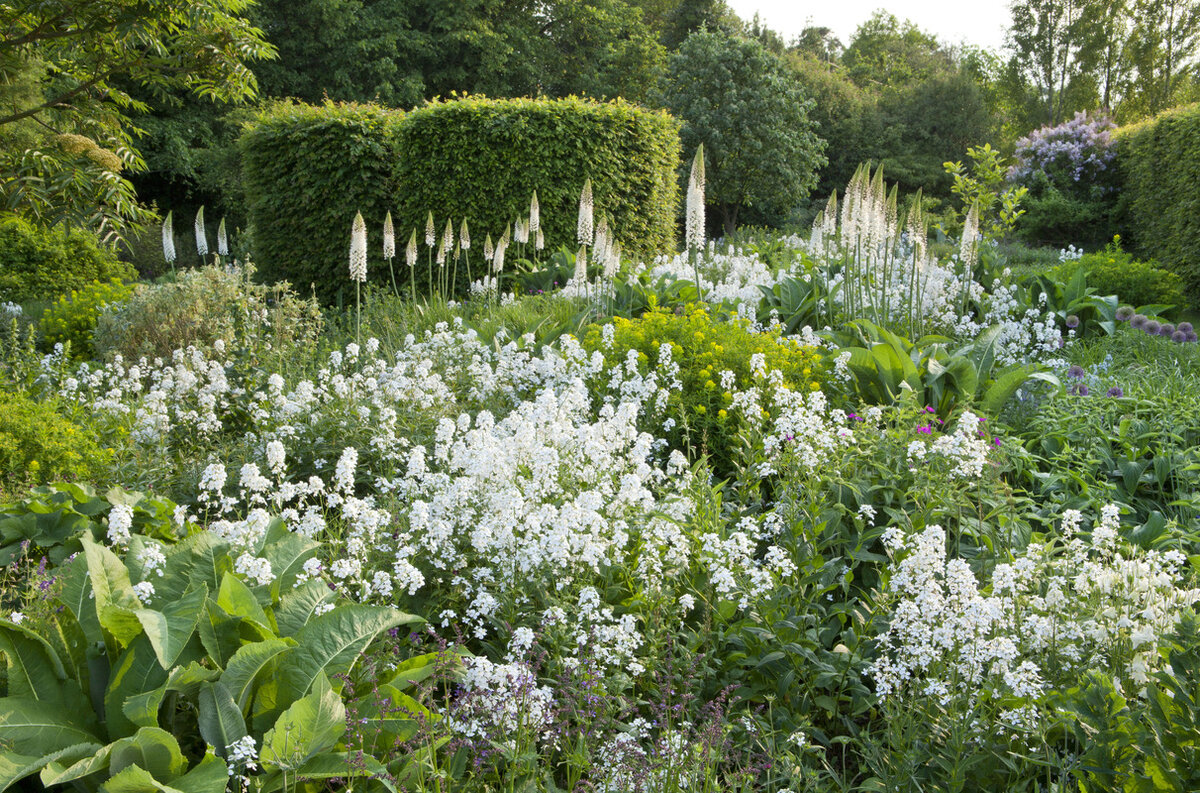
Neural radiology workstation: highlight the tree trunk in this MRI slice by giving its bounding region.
[721,204,738,236]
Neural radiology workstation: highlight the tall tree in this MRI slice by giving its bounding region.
[0,0,274,239]
[661,30,826,232]
[1008,0,1096,124]
[1126,0,1200,113]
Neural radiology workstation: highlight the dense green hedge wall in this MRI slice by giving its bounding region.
[239,97,681,302]
[0,217,134,302]
[1117,103,1200,300]
[392,96,681,264]
[240,101,405,304]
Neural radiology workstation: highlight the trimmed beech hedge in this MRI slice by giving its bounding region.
[392,96,680,263]
[240,101,405,304]
[1117,103,1200,300]
[240,97,680,301]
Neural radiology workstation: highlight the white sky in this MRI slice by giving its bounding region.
[725,1,1012,53]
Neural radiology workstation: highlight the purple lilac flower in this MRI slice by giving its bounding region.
[1009,111,1117,190]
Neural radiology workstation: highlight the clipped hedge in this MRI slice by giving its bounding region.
[239,97,681,302]
[240,100,405,303]
[393,96,680,264]
[0,217,134,302]
[1117,103,1200,300]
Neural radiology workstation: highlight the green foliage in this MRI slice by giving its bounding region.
[943,143,1027,240]
[0,217,134,302]
[0,522,429,791]
[1117,102,1200,301]
[1016,178,1117,249]
[240,100,406,304]
[581,304,826,474]
[93,263,324,363]
[1055,238,1186,310]
[661,30,826,232]
[0,0,274,242]
[826,320,1058,415]
[39,278,136,359]
[394,96,680,269]
[0,394,111,492]
[0,484,176,572]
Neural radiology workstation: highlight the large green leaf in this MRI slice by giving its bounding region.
[276,605,420,704]
[260,520,319,598]
[101,763,185,793]
[171,752,228,793]
[109,727,187,782]
[221,638,291,710]
[0,695,99,755]
[196,681,247,753]
[256,754,395,793]
[196,600,241,669]
[260,671,346,770]
[0,742,99,792]
[81,534,137,614]
[58,553,103,645]
[122,663,219,729]
[134,584,208,670]
[156,532,229,604]
[39,744,113,787]
[104,635,168,740]
[274,579,334,638]
[353,683,429,749]
[216,572,271,632]
[0,619,67,701]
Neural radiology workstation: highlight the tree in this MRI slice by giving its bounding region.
[0,0,274,239]
[661,30,826,233]
[1008,0,1095,124]
[1125,0,1200,114]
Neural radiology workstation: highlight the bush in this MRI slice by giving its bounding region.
[1054,238,1185,310]
[581,304,826,475]
[39,278,136,358]
[240,100,405,304]
[93,262,324,362]
[1010,113,1119,249]
[1117,102,1200,301]
[0,392,112,490]
[0,217,135,302]
[394,96,680,265]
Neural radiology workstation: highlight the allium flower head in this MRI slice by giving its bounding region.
[349,212,368,283]
[406,229,418,267]
[425,211,435,247]
[1172,330,1187,343]
[1145,320,1161,335]
[1107,386,1124,397]
[1069,383,1090,396]
[194,206,208,257]
[217,217,229,256]
[460,218,470,250]
[1067,364,1085,379]
[1187,331,1198,342]
[162,211,176,263]
[1066,314,1080,329]
[577,178,594,245]
[383,211,395,259]
[1160,323,1176,337]
[529,191,540,235]
[1178,321,1194,334]
[1116,305,1135,321]
[1131,314,1147,329]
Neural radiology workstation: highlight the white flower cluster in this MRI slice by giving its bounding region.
[448,656,555,742]
[870,507,1200,714]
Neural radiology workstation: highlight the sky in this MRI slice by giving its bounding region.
[725,0,1012,53]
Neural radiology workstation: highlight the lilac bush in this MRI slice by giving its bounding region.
[1009,111,1117,195]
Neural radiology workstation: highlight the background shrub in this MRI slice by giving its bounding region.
[1117,102,1200,302]
[0,392,111,490]
[39,278,136,358]
[392,96,680,266]
[1010,112,1118,249]
[240,100,405,304]
[93,263,324,362]
[0,217,135,302]
[1054,239,1186,309]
